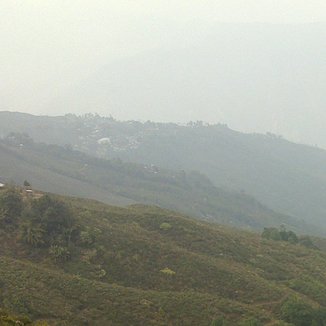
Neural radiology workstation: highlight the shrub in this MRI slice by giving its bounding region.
[0,188,23,224]
[20,223,45,247]
[49,245,71,262]
[287,231,298,244]
[31,195,74,236]
[160,267,176,276]
[159,222,172,231]
[280,298,314,326]
[262,227,281,241]
[239,318,262,326]
[79,230,95,246]
[211,317,227,325]
[262,226,299,244]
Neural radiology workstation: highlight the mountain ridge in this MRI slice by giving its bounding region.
[1,111,326,230]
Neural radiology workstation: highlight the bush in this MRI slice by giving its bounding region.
[160,267,176,276]
[239,318,262,326]
[31,195,74,236]
[262,226,298,244]
[79,230,95,246]
[159,222,172,231]
[49,245,71,262]
[0,188,23,224]
[211,317,227,326]
[262,227,281,241]
[280,298,314,326]
[20,223,45,247]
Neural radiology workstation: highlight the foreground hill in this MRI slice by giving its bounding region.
[1,112,326,229]
[0,136,311,233]
[0,188,326,325]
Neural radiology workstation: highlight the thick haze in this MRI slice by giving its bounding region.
[1,1,326,146]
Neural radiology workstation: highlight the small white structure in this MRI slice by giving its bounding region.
[0,183,5,189]
[25,189,33,197]
[97,137,111,145]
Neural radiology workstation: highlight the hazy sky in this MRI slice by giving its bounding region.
[1,1,326,143]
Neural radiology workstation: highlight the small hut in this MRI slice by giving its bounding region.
[25,189,34,197]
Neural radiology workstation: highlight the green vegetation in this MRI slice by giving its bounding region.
[262,226,318,249]
[159,222,172,231]
[160,267,176,276]
[0,309,45,325]
[0,188,326,324]
[280,297,326,326]
[0,187,23,224]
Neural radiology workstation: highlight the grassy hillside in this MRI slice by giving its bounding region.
[0,136,311,234]
[1,188,326,325]
[1,112,326,229]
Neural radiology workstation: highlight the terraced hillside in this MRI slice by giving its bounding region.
[0,188,326,325]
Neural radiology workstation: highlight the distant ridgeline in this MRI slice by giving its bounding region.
[1,111,326,230]
[0,132,320,236]
[1,187,326,324]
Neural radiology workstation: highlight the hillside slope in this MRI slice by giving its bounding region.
[0,189,326,325]
[0,137,309,233]
[1,112,326,229]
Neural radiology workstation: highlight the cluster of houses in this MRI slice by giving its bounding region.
[0,178,33,197]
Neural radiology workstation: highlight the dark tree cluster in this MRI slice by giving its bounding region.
[0,188,80,262]
[0,187,23,225]
[281,298,326,326]
[261,225,318,249]
[261,225,317,249]
[262,225,298,244]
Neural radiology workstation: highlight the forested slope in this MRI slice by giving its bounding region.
[0,188,326,325]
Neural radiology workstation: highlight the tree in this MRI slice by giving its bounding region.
[31,195,74,236]
[280,298,314,326]
[279,225,289,241]
[262,227,281,241]
[20,222,45,247]
[287,231,298,244]
[261,226,298,244]
[0,188,23,224]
